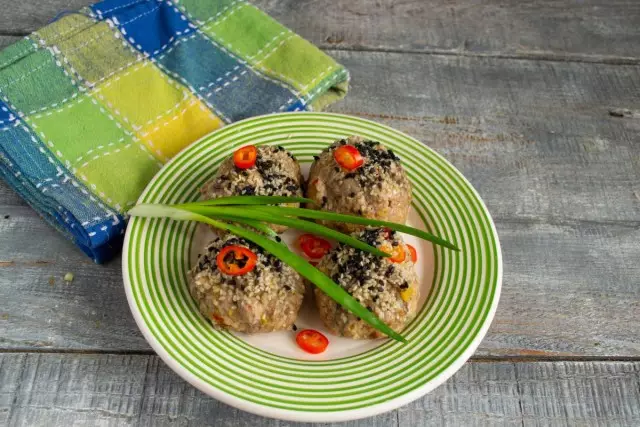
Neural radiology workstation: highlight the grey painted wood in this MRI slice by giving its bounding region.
[0,0,92,34]
[257,0,640,62]
[0,35,20,50]
[1,50,640,355]
[1,354,639,426]
[328,50,640,223]
[1,0,640,61]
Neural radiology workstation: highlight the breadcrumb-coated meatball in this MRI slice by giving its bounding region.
[306,136,412,233]
[314,228,419,339]
[201,145,303,233]
[189,235,304,333]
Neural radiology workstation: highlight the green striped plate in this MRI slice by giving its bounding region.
[122,112,502,422]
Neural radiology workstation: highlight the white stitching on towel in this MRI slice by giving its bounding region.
[245,30,290,61]
[0,41,35,70]
[178,0,245,26]
[119,4,160,26]
[164,0,304,105]
[205,1,246,27]
[0,61,51,89]
[152,58,231,123]
[193,25,303,100]
[99,0,143,16]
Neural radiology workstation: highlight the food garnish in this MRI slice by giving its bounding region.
[233,145,257,169]
[296,329,329,354]
[382,243,406,263]
[216,245,258,276]
[407,244,417,263]
[129,196,460,342]
[334,145,364,171]
[298,234,331,259]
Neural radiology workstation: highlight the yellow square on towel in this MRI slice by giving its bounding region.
[138,97,223,160]
[95,61,189,130]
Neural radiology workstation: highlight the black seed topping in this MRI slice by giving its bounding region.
[292,324,298,331]
[313,155,319,160]
[240,185,255,195]
[275,236,282,242]
[385,266,394,277]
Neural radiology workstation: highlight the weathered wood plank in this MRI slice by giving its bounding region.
[328,50,640,223]
[0,212,147,351]
[0,0,92,34]
[1,51,639,355]
[257,0,640,61]
[1,0,640,61]
[0,182,27,207]
[2,354,639,426]
[399,361,640,427]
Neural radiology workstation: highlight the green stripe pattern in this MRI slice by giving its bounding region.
[123,112,502,417]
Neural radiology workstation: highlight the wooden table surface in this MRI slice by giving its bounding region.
[1,1,640,425]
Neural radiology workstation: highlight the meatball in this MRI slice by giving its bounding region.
[201,145,303,233]
[189,235,304,333]
[314,228,419,339]
[306,136,412,233]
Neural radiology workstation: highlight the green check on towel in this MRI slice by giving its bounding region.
[0,0,348,262]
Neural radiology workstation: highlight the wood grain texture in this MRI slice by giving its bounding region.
[0,0,91,34]
[1,50,639,355]
[0,35,20,50]
[255,0,640,62]
[1,354,639,426]
[1,0,640,61]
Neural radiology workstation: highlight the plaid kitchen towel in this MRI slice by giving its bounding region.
[0,0,348,263]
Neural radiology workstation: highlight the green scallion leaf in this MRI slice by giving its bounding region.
[176,195,314,208]
[178,205,389,258]
[242,205,460,251]
[128,204,406,343]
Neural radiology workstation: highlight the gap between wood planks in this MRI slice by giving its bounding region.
[1,30,640,65]
[320,45,640,66]
[2,348,640,362]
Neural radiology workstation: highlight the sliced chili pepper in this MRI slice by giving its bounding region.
[381,243,406,263]
[211,314,225,325]
[407,244,418,263]
[381,227,392,239]
[296,329,329,354]
[216,245,258,275]
[333,144,364,171]
[298,234,331,259]
[233,145,257,169]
